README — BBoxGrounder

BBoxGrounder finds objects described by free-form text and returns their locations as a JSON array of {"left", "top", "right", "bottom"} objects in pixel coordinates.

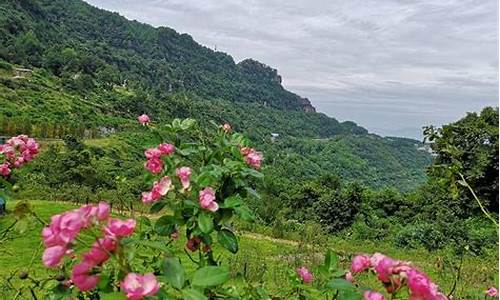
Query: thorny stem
[
  {"left": 447, "top": 254, "right": 463, "bottom": 298},
  {"left": 184, "top": 248, "right": 199, "bottom": 265}
]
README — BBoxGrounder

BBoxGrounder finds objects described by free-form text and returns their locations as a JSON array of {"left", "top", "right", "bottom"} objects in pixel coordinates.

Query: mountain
[
  {"left": 0, "top": 0, "right": 432, "bottom": 190},
  {"left": 1, "top": 0, "right": 320, "bottom": 112}
]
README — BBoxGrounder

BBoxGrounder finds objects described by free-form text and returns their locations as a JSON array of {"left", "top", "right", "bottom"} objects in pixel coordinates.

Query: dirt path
[{"left": 241, "top": 232, "right": 300, "bottom": 246}]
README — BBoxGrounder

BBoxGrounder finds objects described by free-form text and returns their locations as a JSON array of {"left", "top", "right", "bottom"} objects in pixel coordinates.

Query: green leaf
[
  {"left": 155, "top": 215, "right": 176, "bottom": 236},
  {"left": 326, "top": 279, "right": 355, "bottom": 291},
  {"left": 217, "top": 229, "right": 238, "bottom": 254},
  {"left": 191, "top": 266, "right": 230, "bottom": 287},
  {"left": 241, "top": 168, "right": 264, "bottom": 179},
  {"left": 180, "top": 118, "right": 196, "bottom": 130},
  {"left": 101, "top": 292, "right": 126, "bottom": 300},
  {"left": 331, "top": 269, "right": 347, "bottom": 278},
  {"left": 195, "top": 171, "right": 215, "bottom": 187},
  {"left": 244, "top": 187, "right": 261, "bottom": 199},
  {"left": 234, "top": 205, "right": 254, "bottom": 221},
  {"left": 136, "top": 240, "right": 172, "bottom": 253},
  {"left": 150, "top": 201, "right": 167, "bottom": 214},
  {"left": 337, "top": 290, "right": 362, "bottom": 300},
  {"left": 198, "top": 213, "right": 213, "bottom": 234},
  {"left": 163, "top": 257, "right": 185, "bottom": 289},
  {"left": 176, "top": 146, "right": 198, "bottom": 156},
  {"left": 221, "top": 195, "right": 243, "bottom": 208},
  {"left": 321, "top": 250, "right": 338, "bottom": 274},
  {"left": 182, "top": 288, "right": 208, "bottom": 300}
]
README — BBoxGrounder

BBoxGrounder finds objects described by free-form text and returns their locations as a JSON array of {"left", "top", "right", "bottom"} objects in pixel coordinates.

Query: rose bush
[{"left": 37, "top": 117, "right": 270, "bottom": 299}]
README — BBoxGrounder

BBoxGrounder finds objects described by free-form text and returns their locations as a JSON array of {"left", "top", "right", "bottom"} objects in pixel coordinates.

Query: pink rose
[
  {"left": 296, "top": 266, "right": 313, "bottom": 283},
  {"left": 71, "top": 260, "right": 99, "bottom": 291},
  {"left": 199, "top": 187, "right": 218, "bottom": 212},
  {"left": 486, "top": 287, "right": 498, "bottom": 297},
  {"left": 138, "top": 114, "right": 150, "bottom": 125},
  {"left": 58, "top": 211, "right": 84, "bottom": 244},
  {"left": 145, "top": 157, "right": 163, "bottom": 174},
  {"left": 13, "top": 157, "right": 24, "bottom": 168},
  {"left": 0, "top": 144, "right": 15, "bottom": 159},
  {"left": 21, "top": 149, "right": 33, "bottom": 161},
  {"left": 142, "top": 176, "right": 172, "bottom": 203},
  {"left": 82, "top": 246, "right": 109, "bottom": 266},
  {"left": 121, "top": 273, "right": 160, "bottom": 300},
  {"left": 158, "top": 143, "right": 175, "bottom": 155},
  {"left": 141, "top": 191, "right": 156, "bottom": 203},
  {"left": 42, "top": 245, "right": 67, "bottom": 268},
  {"left": 351, "top": 254, "right": 371, "bottom": 273},
  {"left": 364, "top": 290, "right": 385, "bottom": 300},
  {"left": 374, "top": 257, "right": 397, "bottom": 283},
  {"left": 245, "top": 151, "right": 263, "bottom": 169},
  {"left": 176, "top": 167, "right": 192, "bottom": 191},
  {"left": 407, "top": 269, "right": 442, "bottom": 300},
  {"left": 42, "top": 219, "right": 65, "bottom": 247},
  {"left": 152, "top": 176, "right": 172, "bottom": 196},
  {"left": 104, "top": 218, "right": 136, "bottom": 237},
  {"left": 25, "top": 138, "right": 39, "bottom": 154},
  {"left": 370, "top": 253, "right": 387, "bottom": 267},
  {"left": 345, "top": 271, "right": 354, "bottom": 282},
  {"left": 95, "top": 202, "right": 110, "bottom": 221},
  {"left": 144, "top": 148, "right": 162, "bottom": 159},
  {"left": 240, "top": 147, "right": 252, "bottom": 156},
  {"left": 0, "top": 163, "right": 11, "bottom": 176},
  {"left": 83, "top": 236, "right": 117, "bottom": 265},
  {"left": 223, "top": 123, "right": 231, "bottom": 133}
]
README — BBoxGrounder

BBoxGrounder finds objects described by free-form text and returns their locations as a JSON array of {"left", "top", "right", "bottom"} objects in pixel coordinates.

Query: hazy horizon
[{"left": 85, "top": 0, "right": 499, "bottom": 139}]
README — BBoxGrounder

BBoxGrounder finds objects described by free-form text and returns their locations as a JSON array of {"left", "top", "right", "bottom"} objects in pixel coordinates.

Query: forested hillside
[
  {"left": 0, "top": 0, "right": 432, "bottom": 190},
  {"left": 0, "top": 0, "right": 317, "bottom": 111}
]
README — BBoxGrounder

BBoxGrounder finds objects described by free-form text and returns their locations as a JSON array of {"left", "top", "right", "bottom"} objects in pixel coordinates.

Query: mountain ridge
[{"left": 0, "top": 0, "right": 433, "bottom": 191}]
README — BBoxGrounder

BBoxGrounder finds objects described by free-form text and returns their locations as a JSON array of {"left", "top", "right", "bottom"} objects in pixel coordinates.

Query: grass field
[{"left": 0, "top": 200, "right": 497, "bottom": 299}]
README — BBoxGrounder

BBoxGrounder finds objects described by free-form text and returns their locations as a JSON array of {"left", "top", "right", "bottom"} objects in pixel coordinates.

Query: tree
[
  {"left": 14, "top": 31, "right": 43, "bottom": 66},
  {"left": 424, "top": 107, "right": 499, "bottom": 215}
]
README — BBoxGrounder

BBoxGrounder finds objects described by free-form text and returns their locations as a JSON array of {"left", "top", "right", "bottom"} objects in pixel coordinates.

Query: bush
[
  {"left": 394, "top": 222, "right": 446, "bottom": 250},
  {"left": 0, "top": 59, "right": 12, "bottom": 71},
  {"left": 349, "top": 217, "right": 399, "bottom": 242}
]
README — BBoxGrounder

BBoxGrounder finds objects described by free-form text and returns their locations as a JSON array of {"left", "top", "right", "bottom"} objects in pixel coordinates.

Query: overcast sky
[{"left": 85, "top": 0, "right": 498, "bottom": 139}]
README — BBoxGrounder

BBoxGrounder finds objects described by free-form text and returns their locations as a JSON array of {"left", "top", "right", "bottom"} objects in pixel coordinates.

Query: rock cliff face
[
  {"left": 299, "top": 97, "right": 316, "bottom": 113},
  {"left": 238, "top": 59, "right": 317, "bottom": 112}
]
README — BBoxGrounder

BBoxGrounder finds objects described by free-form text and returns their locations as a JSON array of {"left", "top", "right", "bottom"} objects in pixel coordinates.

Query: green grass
[{"left": 0, "top": 200, "right": 497, "bottom": 299}]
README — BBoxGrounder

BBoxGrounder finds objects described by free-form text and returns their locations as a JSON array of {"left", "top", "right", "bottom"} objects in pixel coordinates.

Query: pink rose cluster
[
  {"left": 240, "top": 146, "right": 263, "bottom": 169},
  {"left": 138, "top": 114, "right": 150, "bottom": 125},
  {"left": 296, "top": 266, "right": 314, "bottom": 283},
  {"left": 41, "top": 202, "right": 157, "bottom": 299},
  {"left": 144, "top": 143, "right": 175, "bottom": 174},
  {"left": 0, "top": 134, "right": 39, "bottom": 176},
  {"left": 351, "top": 253, "right": 447, "bottom": 300}
]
